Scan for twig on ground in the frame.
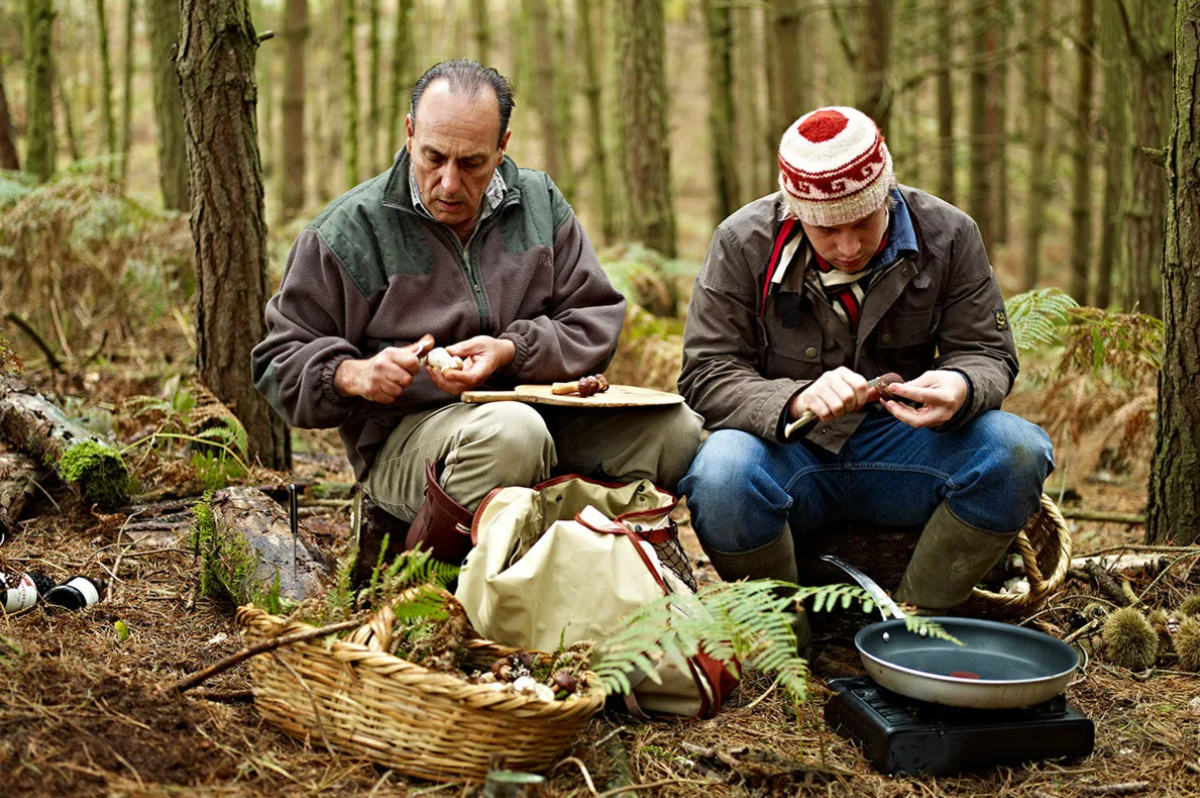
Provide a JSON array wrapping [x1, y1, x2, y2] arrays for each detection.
[[1060, 509, 1145, 524], [594, 779, 716, 797], [164, 617, 363, 694], [1080, 782, 1150, 796], [3, 310, 62, 372], [190, 689, 255, 703], [551, 756, 599, 795], [1081, 561, 1130, 606]]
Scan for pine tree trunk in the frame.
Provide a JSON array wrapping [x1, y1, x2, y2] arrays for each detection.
[[768, 0, 807, 144], [120, 0, 135, 185], [95, 0, 116, 180], [278, 0, 307, 223], [1124, 2, 1171, 317], [145, 0, 190, 210], [1147, 0, 1200, 545], [530, 0, 561, 182], [386, 0, 413, 162], [703, 0, 739, 224], [256, 0, 275, 185], [616, 0, 676, 257], [177, 0, 291, 471], [576, 0, 613, 243], [471, 0, 490, 63], [367, 0, 381, 171], [1023, 0, 1051, 290], [992, 0, 1008, 244], [935, 0, 953, 203], [1068, 0, 1095, 305], [554, 0, 575, 200], [735, 3, 766, 199], [858, 0, 891, 136], [24, 0, 56, 182], [0, 56, 19, 171], [967, 5, 992, 251], [342, 0, 359, 187], [1096, 0, 1127, 309], [55, 65, 81, 162]]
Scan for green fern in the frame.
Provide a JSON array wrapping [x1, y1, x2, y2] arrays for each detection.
[[1005, 288, 1080, 351]]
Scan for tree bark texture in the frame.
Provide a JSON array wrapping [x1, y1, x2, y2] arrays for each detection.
[[145, 0, 190, 211], [368, 0, 381, 171], [1069, 0, 1096, 305], [1096, 0, 1128, 309], [95, 0, 117, 180], [577, 0, 613, 243], [342, 0, 359, 187], [25, 0, 56, 182], [1023, 0, 1051, 290], [936, 0, 954, 204], [177, 0, 291, 471], [858, 0, 891, 137], [120, 0, 136, 185], [1147, 0, 1200, 545], [968, 4, 992, 251], [0, 56, 19, 171], [0, 373, 130, 509], [530, 0, 561, 183], [387, 0, 413, 163], [616, 0, 676, 258], [702, 0, 739, 224], [280, 0, 307, 222]]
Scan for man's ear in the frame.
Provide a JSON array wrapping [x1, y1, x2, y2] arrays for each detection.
[[405, 114, 415, 151], [497, 129, 512, 161]]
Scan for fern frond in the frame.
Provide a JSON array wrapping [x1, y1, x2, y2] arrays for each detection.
[[1006, 288, 1080, 351]]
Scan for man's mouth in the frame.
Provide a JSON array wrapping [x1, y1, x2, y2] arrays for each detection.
[[437, 199, 464, 211]]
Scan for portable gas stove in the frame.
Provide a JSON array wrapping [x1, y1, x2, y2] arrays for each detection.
[[825, 676, 1095, 775]]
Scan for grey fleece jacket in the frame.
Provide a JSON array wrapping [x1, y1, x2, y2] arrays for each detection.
[[252, 150, 626, 480]]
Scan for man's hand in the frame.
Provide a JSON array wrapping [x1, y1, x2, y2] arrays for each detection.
[[334, 334, 434, 403], [880, 369, 969, 429], [427, 336, 516, 395], [789, 366, 879, 422]]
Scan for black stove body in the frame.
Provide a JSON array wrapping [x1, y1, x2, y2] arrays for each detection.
[[824, 677, 1095, 776]]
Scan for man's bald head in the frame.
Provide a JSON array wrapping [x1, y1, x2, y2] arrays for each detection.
[[410, 60, 516, 147]]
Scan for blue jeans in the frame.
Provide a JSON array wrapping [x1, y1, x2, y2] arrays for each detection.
[[679, 410, 1055, 554]]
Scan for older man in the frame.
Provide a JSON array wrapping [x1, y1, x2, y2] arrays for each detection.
[[253, 60, 701, 575], [678, 107, 1054, 647]]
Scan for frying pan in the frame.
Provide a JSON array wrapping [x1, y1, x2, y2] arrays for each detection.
[[823, 555, 1079, 709]]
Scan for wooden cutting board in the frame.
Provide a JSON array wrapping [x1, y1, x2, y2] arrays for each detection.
[[461, 384, 684, 408]]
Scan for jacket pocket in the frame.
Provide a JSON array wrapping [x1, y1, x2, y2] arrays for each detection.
[[764, 324, 826, 381], [875, 310, 934, 349]]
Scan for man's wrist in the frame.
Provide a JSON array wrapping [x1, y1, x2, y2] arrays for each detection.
[[334, 359, 362, 398], [495, 338, 516, 370]]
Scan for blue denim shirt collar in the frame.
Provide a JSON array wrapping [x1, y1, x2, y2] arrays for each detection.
[[878, 188, 919, 266]]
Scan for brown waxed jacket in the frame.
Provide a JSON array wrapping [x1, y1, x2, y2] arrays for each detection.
[[678, 185, 1017, 452]]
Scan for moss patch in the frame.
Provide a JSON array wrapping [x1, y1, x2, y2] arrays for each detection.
[[58, 439, 131, 509]]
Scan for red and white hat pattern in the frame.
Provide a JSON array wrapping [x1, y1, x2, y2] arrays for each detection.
[[778, 106, 894, 226]]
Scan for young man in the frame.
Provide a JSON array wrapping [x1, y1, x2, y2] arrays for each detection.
[[253, 60, 701, 575], [678, 107, 1053, 648]]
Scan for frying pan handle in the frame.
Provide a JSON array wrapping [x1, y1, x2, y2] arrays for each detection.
[[820, 554, 906, 620]]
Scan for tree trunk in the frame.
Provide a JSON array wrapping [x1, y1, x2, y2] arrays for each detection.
[[576, 0, 613, 243], [1023, 0, 1052, 290], [935, 0, 953, 204], [177, 0, 291, 471], [25, 0, 57, 182], [367, 0, 381, 172], [343, 0, 359, 187], [768, 0, 807, 150], [554, 0, 575, 200], [0, 373, 131, 510], [120, 0, 136, 185], [95, 0, 117, 180], [145, 0, 190, 211], [1147, 0, 1200, 545], [702, 0, 739, 224], [473, 0, 490, 64], [992, 0, 1008, 244], [1096, 0, 1127, 309], [1068, 0, 1096, 305], [55, 65, 81, 162], [0, 56, 19, 170], [386, 0, 413, 165], [280, 0, 307, 222], [1124, 1, 1171, 317], [616, 0, 676, 257], [967, 4, 992, 251], [858, 0, 891, 137], [530, 0, 561, 182]]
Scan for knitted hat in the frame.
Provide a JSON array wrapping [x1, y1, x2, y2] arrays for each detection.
[[778, 106, 895, 226]]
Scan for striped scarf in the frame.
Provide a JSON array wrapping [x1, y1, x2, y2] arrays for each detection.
[[808, 229, 890, 332]]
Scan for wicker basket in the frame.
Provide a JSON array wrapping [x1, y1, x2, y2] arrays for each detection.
[[235, 594, 605, 782], [966, 493, 1073, 617]]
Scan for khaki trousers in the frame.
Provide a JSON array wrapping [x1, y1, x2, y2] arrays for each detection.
[[362, 401, 703, 521]]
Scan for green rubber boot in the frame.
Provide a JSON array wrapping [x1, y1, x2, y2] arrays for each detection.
[[894, 502, 1019, 613], [700, 527, 813, 657]]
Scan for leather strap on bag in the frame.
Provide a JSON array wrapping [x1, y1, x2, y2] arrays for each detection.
[[405, 460, 475, 564]]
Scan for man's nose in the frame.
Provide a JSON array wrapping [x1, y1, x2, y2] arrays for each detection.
[[835, 235, 858, 259], [440, 164, 461, 195]]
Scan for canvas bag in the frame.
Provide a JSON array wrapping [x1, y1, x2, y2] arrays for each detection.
[[454, 475, 737, 718]]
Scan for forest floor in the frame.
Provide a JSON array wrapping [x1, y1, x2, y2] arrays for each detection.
[[1, 361, 1197, 798]]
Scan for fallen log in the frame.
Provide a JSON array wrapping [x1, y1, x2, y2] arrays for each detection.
[[202, 486, 333, 605], [0, 441, 43, 532], [0, 373, 130, 509]]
